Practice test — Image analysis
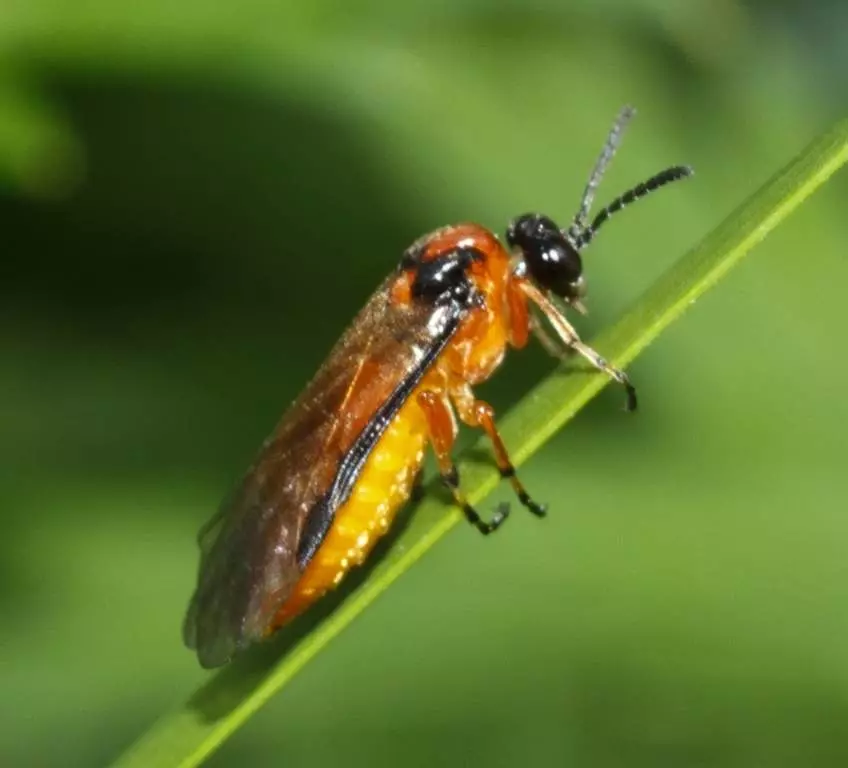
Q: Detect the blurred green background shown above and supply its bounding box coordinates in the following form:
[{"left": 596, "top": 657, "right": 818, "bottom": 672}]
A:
[{"left": 2, "top": 1, "right": 848, "bottom": 766}]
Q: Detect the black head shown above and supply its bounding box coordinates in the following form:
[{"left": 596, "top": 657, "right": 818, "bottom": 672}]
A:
[
  {"left": 506, "top": 213, "right": 585, "bottom": 302},
  {"left": 504, "top": 106, "right": 693, "bottom": 309}
]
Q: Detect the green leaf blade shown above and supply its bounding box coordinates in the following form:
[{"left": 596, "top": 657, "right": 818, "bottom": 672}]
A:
[{"left": 113, "top": 117, "right": 848, "bottom": 768}]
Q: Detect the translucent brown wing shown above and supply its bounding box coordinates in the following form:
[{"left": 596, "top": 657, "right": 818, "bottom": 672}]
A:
[{"left": 183, "top": 277, "right": 464, "bottom": 667}]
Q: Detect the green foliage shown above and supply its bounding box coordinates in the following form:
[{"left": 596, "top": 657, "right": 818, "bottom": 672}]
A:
[
  {"left": 3, "top": 3, "right": 848, "bottom": 767},
  {"left": 114, "top": 121, "right": 848, "bottom": 767}
]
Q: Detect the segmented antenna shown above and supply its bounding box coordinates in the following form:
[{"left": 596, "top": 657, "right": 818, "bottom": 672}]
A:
[
  {"left": 565, "top": 106, "right": 693, "bottom": 251},
  {"left": 573, "top": 165, "right": 693, "bottom": 250},
  {"left": 566, "top": 105, "right": 636, "bottom": 243}
]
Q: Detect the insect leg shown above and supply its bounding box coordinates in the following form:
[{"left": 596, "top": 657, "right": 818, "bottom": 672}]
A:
[
  {"left": 417, "top": 389, "right": 509, "bottom": 535},
  {"left": 520, "top": 279, "right": 637, "bottom": 411},
  {"left": 451, "top": 384, "right": 547, "bottom": 518},
  {"left": 568, "top": 336, "right": 637, "bottom": 412},
  {"left": 410, "top": 466, "right": 426, "bottom": 503},
  {"left": 530, "top": 311, "right": 570, "bottom": 361}
]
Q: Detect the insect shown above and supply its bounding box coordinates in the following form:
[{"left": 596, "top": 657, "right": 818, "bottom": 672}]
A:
[{"left": 183, "top": 106, "right": 692, "bottom": 668}]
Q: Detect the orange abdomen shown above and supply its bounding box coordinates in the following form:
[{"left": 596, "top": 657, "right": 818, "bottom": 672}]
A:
[{"left": 272, "top": 392, "right": 430, "bottom": 626}]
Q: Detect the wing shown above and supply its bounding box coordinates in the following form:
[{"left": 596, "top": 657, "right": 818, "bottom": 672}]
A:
[{"left": 183, "top": 276, "right": 464, "bottom": 667}]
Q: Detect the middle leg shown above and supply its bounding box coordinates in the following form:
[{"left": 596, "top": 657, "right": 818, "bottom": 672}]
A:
[
  {"left": 417, "top": 389, "right": 509, "bottom": 535},
  {"left": 451, "top": 383, "right": 547, "bottom": 518}
]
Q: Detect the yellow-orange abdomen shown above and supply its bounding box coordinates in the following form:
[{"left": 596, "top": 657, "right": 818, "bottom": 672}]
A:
[{"left": 272, "top": 394, "right": 429, "bottom": 626}]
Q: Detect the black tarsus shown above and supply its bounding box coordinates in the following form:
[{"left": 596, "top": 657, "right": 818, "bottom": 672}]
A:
[
  {"left": 517, "top": 489, "right": 547, "bottom": 518},
  {"left": 439, "top": 464, "right": 511, "bottom": 535},
  {"left": 623, "top": 379, "right": 638, "bottom": 413},
  {"left": 460, "top": 499, "right": 510, "bottom": 535},
  {"left": 499, "top": 465, "right": 547, "bottom": 517}
]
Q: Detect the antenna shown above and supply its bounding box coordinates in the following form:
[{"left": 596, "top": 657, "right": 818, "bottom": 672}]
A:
[
  {"left": 566, "top": 105, "right": 636, "bottom": 243},
  {"left": 565, "top": 106, "right": 693, "bottom": 250},
  {"left": 574, "top": 165, "right": 693, "bottom": 250}
]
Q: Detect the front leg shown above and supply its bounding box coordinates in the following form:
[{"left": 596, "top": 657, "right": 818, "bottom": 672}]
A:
[{"left": 518, "top": 279, "right": 637, "bottom": 412}]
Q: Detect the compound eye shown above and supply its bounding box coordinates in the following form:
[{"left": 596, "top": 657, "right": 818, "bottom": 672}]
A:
[
  {"left": 558, "top": 246, "right": 583, "bottom": 284},
  {"left": 526, "top": 242, "right": 583, "bottom": 297}
]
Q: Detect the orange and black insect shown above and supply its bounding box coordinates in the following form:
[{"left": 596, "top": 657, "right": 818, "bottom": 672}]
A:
[{"left": 183, "top": 106, "right": 692, "bottom": 668}]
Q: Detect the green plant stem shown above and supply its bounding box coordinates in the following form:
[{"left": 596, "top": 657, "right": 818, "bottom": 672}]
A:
[{"left": 113, "top": 117, "right": 848, "bottom": 768}]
